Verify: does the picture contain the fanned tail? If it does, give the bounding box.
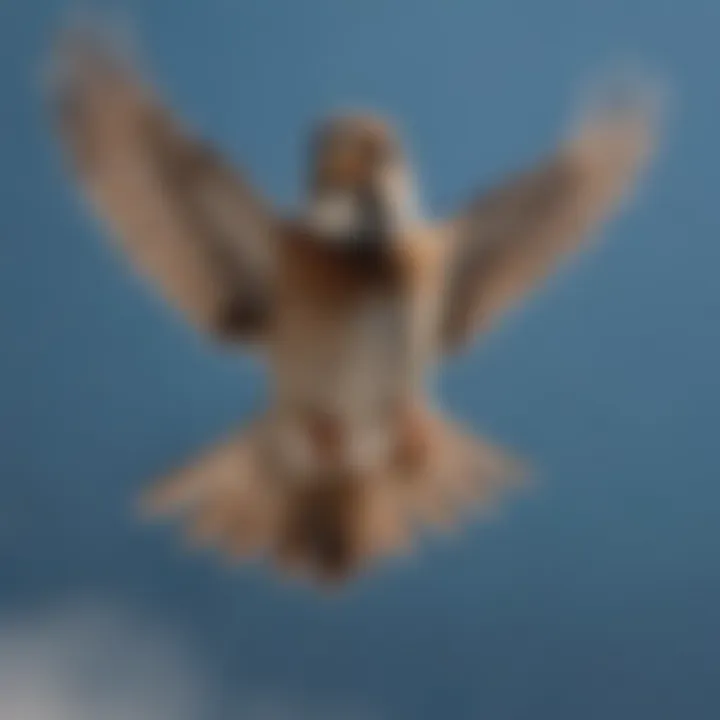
[139,410,524,585]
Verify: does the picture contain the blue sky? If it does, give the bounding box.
[1,1,719,718]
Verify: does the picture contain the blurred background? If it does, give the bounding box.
[1,1,719,718]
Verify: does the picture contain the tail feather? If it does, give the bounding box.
[138,411,523,584]
[396,412,523,529]
[278,479,365,581]
[276,474,415,583]
[139,423,262,517]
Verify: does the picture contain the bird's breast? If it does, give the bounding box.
[267,225,442,474]
[275,283,405,413]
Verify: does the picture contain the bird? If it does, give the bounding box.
[48,25,659,585]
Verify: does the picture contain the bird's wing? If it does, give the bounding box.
[439,87,660,351]
[48,28,277,342]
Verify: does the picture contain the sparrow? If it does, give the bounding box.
[48,26,659,585]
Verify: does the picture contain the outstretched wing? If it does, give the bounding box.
[48,28,277,341]
[440,88,660,351]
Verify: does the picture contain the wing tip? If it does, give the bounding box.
[566,68,668,175]
[43,11,143,112]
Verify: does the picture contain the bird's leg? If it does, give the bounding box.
[392,399,433,475]
[306,409,345,467]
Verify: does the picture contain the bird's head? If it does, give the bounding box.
[304,112,421,246]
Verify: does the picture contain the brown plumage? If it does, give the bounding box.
[48,25,660,585]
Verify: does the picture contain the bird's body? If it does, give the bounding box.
[269,224,439,472]
[49,25,660,584]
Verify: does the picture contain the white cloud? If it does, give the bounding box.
[0,599,203,720]
[0,599,377,720]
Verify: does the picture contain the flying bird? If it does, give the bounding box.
[49,28,659,584]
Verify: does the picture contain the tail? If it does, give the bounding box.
[139,419,282,559]
[392,409,525,530]
[139,410,524,585]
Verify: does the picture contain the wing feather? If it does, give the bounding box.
[49,28,276,341]
[441,87,660,350]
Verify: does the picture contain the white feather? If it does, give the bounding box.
[305,193,362,240]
